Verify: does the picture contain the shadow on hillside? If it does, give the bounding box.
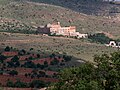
[27,0,114,16]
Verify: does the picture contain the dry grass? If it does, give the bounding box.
[0,1,120,38]
[0,32,118,62]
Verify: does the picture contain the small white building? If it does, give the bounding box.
[105,41,120,48]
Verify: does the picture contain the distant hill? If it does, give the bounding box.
[26,0,120,16]
[0,0,120,38]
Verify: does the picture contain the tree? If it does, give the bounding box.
[4,46,10,51]
[50,58,59,65]
[51,52,120,90]
[23,61,36,68]
[14,80,28,88]
[9,70,18,76]
[36,63,44,69]
[49,53,56,58]
[63,55,72,62]
[44,61,48,67]
[11,55,19,62]
[7,61,14,68]
[37,54,40,58]
[15,61,20,67]
[18,49,26,55]
[30,48,34,51]
[6,80,14,87]
[0,55,7,63]
[94,53,120,90]
[30,80,46,88]
[39,71,46,77]
[25,73,28,77]
[88,33,112,44]
[29,56,33,60]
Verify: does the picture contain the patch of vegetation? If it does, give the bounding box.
[6,79,46,88]
[88,33,113,44]
[51,52,120,90]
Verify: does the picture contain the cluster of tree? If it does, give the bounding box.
[88,33,113,44]
[0,55,7,63]
[6,79,46,88]
[22,58,61,69]
[4,46,11,52]
[21,60,48,69]
[22,61,36,68]
[18,49,26,56]
[63,55,72,62]
[24,70,56,79]
[9,70,18,76]
[50,58,59,65]
[7,55,20,68]
[51,51,120,90]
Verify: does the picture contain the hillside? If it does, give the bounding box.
[0,17,35,33]
[0,32,118,61]
[0,1,120,89]
[0,0,120,38]
[27,0,120,16]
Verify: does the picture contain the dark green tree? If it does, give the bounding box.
[6,80,14,87]
[14,80,28,88]
[11,55,19,62]
[63,55,72,62]
[4,46,11,51]
[18,49,26,55]
[0,55,7,63]
[50,58,59,65]
[88,33,112,44]
[44,61,48,67]
[39,71,46,77]
[37,54,40,58]
[30,48,34,51]
[30,80,46,88]
[9,70,18,76]
[36,63,44,69]
[51,52,120,90]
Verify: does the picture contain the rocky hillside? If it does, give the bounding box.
[0,0,120,38]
